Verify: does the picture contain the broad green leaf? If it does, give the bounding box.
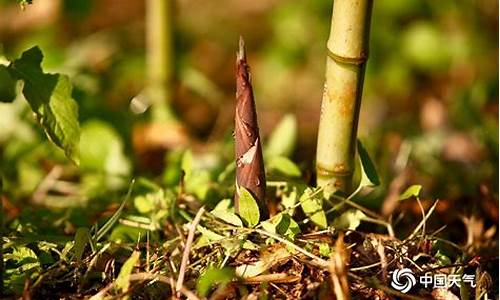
[4,246,41,294]
[197,226,225,242]
[196,226,240,253]
[7,47,80,164]
[72,227,90,263]
[281,183,306,216]
[267,156,301,178]
[299,187,327,228]
[242,240,259,250]
[357,140,380,189]
[274,214,300,239]
[0,65,16,103]
[134,189,165,214]
[197,266,235,297]
[109,224,146,243]
[238,187,260,228]
[181,150,215,202]
[402,22,451,72]
[261,213,300,240]
[399,184,422,201]
[181,149,194,179]
[211,199,243,227]
[213,198,232,211]
[332,209,366,230]
[7,246,40,272]
[217,162,236,184]
[134,194,156,214]
[115,251,140,292]
[80,120,130,177]
[434,250,452,266]
[210,210,242,227]
[265,114,297,158]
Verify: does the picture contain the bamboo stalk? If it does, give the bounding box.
[316,0,373,193]
[146,0,175,122]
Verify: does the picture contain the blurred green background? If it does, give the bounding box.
[0,0,497,230]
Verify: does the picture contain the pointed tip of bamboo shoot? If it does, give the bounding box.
[237,36,246,62]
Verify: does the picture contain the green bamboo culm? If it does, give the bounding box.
[316,0,373,193]
[146,0,176,122]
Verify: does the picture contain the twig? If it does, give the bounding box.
[330,233,351,300]
[243,273,300,284]
[176,206,205,294]
[90,273,200,300]
[253,228,329,268]
[350,261,382,272]
[415,198,426,240]
[360,216,395,237]
[32,165,63,204]
[406,200,439,240]
[376,239,388,283]
[269,282,289,298]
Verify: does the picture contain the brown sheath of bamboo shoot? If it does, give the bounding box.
[234,37,268,219]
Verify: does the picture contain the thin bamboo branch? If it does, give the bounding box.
[316,0,373,193]
[146,0,175,122]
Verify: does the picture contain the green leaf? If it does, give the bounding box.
[434,250,452,266]
[80,120,130,176]
[267,156,301,178]
[181,150,215,202]
[299,187,327,228]
[197,266,235,297]
[399,185,422,201]
[7,246,40,272]
[357,140,380,189]
[319,243,331,257]
[211,199,243,227]
[197,226,225,242]
[265,114,297,158]
[94,181,134,241]
[134,189,166,214]
[0,65,16,103]
[72,227,90,263]
[261,213,300,240]
[238,187,260,228]
[7,47,80,164]
[181,149,193,179]
[115,251,140,292]
[109,224,146,243]
[332,209,366,230]
[281,183,306,216]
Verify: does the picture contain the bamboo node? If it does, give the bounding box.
[327,48,368,66]
[316,164,352,177]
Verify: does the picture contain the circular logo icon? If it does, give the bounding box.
[391,268,417,293]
